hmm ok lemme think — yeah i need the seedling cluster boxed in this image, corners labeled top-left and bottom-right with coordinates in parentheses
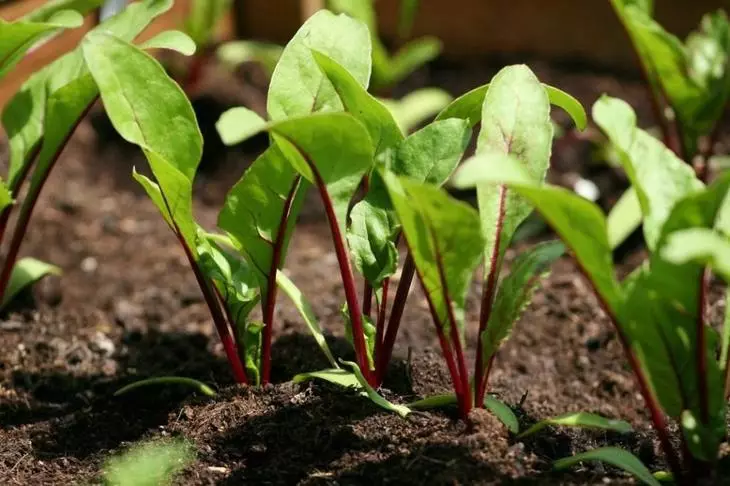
top-left (5, 0), bottom-right (730, 484)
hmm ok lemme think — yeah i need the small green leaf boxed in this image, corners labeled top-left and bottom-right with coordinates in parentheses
top-left (380, 88), bottom-right (453, 133)
top-left (276, 270), bottom-right (339, 369)
top-left (607, 187), bottom-right (642, 249)
top-left (407, 393), bottom-right (457, 410)
top-left (553, 447), bottom-right (661, 486)
top-left (484, 395), bottom-right (519, 434)
top-left (593, 96), bottom-right (702, 250)
top-left (22, 0), bottom-right (105, 22)
top-left (216, 107), bottom-right (268, 146)
top-left (293, 368), bottom-right (360, 388)
top-left (382, 171), bottom-right (485, 337)
top-left (377, 37), bottom-right (441, 88)
top-left (0, 178), bottom-right (13, 210)
top-left (139, 30), bottom-right (196, 56)
top-left (114, 377), bottom-right (217, 397)
top-left (661, 227), bottom-right (730, 280)
top-left (0, 257), bottom-right (61, 310)
top-left (340, 361), bottom-right (411, 417)
top-left (102, 438), bottom-right (194, 486)
top-left (518, 412), bottom-right (632, 439)
top-left (480, 241), bottom-right (565, 367)
top-left (240, 321), bottom-right (264, 386)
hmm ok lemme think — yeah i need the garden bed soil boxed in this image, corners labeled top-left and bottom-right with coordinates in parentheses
top-left (1, 58), bottom-right (730, 485)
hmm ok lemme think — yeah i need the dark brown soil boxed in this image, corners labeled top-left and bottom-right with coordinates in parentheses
top-left (1, 58), bottom-right (729, 485)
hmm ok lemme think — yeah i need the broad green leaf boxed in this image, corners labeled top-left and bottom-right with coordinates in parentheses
top-left (0, 257), bottom-right (61, 310)
top-left (139, 30), bottom-right (196, 55)
top-left (518, 412), bottom-right (632, 439)
top-left (219, 111), bottom-right (373, 236)
top-left (114, 377), bottom-right (217, 397)
top-left (474, 65), bottom-right (553, 287)
top-left (276, 270), bottom-right (339, 368)
top-left (2, 0), bottom-right (174, 192)
top-left (267, 9), bottom-right (371, 121)
top-left (22, 0), bottom-right (104, 22)
top-left (436, 83), bottom-right (587, 131)
top-left (102, 438), bottom-right (194, 486)
top-left (382, 171), bottom-right (485, 336)
top-left (82, 32), bottom-right (202, 249)
top-left (484, 395), bottom-right (520, 434)
top-left (480, 241), bottom-right (564, 368)
top-left (593, 96), bottom-right (702, 250)
top-left (553, 447), bottom-right (660, 486)
top-left (312, 49), bottom-right (403, 155)
top-left (0, 9), bottom-right (84, 80)
top-left (380, 88), bottom-right (453, 133)
top-left (216, 40), bottom-right (283, 77)
top-left (183, 0), bottom-right (231, 48)
top-left (341, 361), bottom-right (410, 417)
top-left (218, 144), bottom-right (307, 291)
top-left (452, 155), bottom-right (623, 312)
top-left (607, 187), bottom-right (642, 250)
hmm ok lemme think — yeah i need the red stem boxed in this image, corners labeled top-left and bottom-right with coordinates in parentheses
top-left (372, 278), bottom-right (390, 382)
top-left (178, 230), bottom-right (248, 384)
top-left (311, 168), bottom-right (375, 385)
top-left (260, 177), bottom-right (301, 385)
top-left (375, 252), bottom-right (416, 385)
top-left (576, 260), bottom-right (684, 483)
top-left (362, 281), bottom-right (373, 318)
top-left (697, 268), bottom-right (710, 424)
top-left (430, 229), bottom-right (472, 418)
top-left (475, 186), bottom-right (506, 406)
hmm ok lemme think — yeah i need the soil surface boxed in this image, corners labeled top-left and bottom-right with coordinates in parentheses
top-left (2, 57), bottom-right (730, 485)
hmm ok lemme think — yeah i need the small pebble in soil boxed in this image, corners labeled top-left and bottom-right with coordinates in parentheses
top-left (80, 257), bottom-right (98, 273)
top-left (35, 275), bottom-right (63, 307)
top-left (113, 300), bottom-right (143, 329)
top-left (90, 332), bottom-right (115, 357)
top-left (0, 320), bottom-right (24, 331)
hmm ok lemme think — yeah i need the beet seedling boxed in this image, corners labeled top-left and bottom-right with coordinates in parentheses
top-left (606, 0), bottom-right (730, 248)
top-left (0, 0), bottom-right (189, 311)
top-left (453, 95), bottom-right (730, 485)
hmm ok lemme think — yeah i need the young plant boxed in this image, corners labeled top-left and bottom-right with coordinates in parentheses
top-left (453, 95), bottom-right (730, 485)
top-left (0, 0), bottom-right (186, 311)
top-left (606, 1), bottom-right (730, 246)
top-left (102, 438), bottom-right (194, 486)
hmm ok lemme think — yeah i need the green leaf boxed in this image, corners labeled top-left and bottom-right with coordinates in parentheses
top-left (607, 187), bottom-right (642, 250)
top-left (340, 361), bottom-right (411, 417)
top-left (0, 178), bottom-right (13, 210)
top-left (0, 9), bottom-right (84, 80)
top-left (480, 241), bottom-right (564, 367)
top-left (293, 368), bottom-right (361, 388)
top-left (484, 395), bottom-right (520, 434)
top-left (276, 270), bottom-right (339, 369)
top-left (240, 321), bottom-right (264, 386)
top-left (452, 155), bottom-right (623, 312)
top-left (0, 257), bottom-right (61, 310)
top-left (397, 0), bottom-right (420, 37)
top-left (2, 0), bottom-right (174, 193)
top-left (216, 107), bottom-right (268, 146)
top-left (139, 30), bottom-right (197, 56)
top-left (661, 227), bottom-right (730, 281)
top-left (380, 88), bottom-right (453, 133)
top-left (114, 377), bottom-right (217, 397)
top-left (474, 65), bottom-right (553, 288)
top-left (183, 0), bottom-right (231, 48)
top-left (382, 171), bottom-right (485, 337)
top-left (407, 393), bottom-right (457, 410)
top-left (216, 40), bottom-right (283, 77)
top-left (312, 49), bottom-right (403, 155)
top-left (436, 83), bottom-right (587, 131)
top-left (82, 32), bottom-right (202, 249)
top-left (553, 447), bottom-right (660, 486)
top-left (267, 9), bottom-right (371, 121)
top-left (518, 412), bottom-right (632, 439)
top-left (102, 438), bottom-right (194, 486)
top-left (593, 96), bottom-right (702, 250)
